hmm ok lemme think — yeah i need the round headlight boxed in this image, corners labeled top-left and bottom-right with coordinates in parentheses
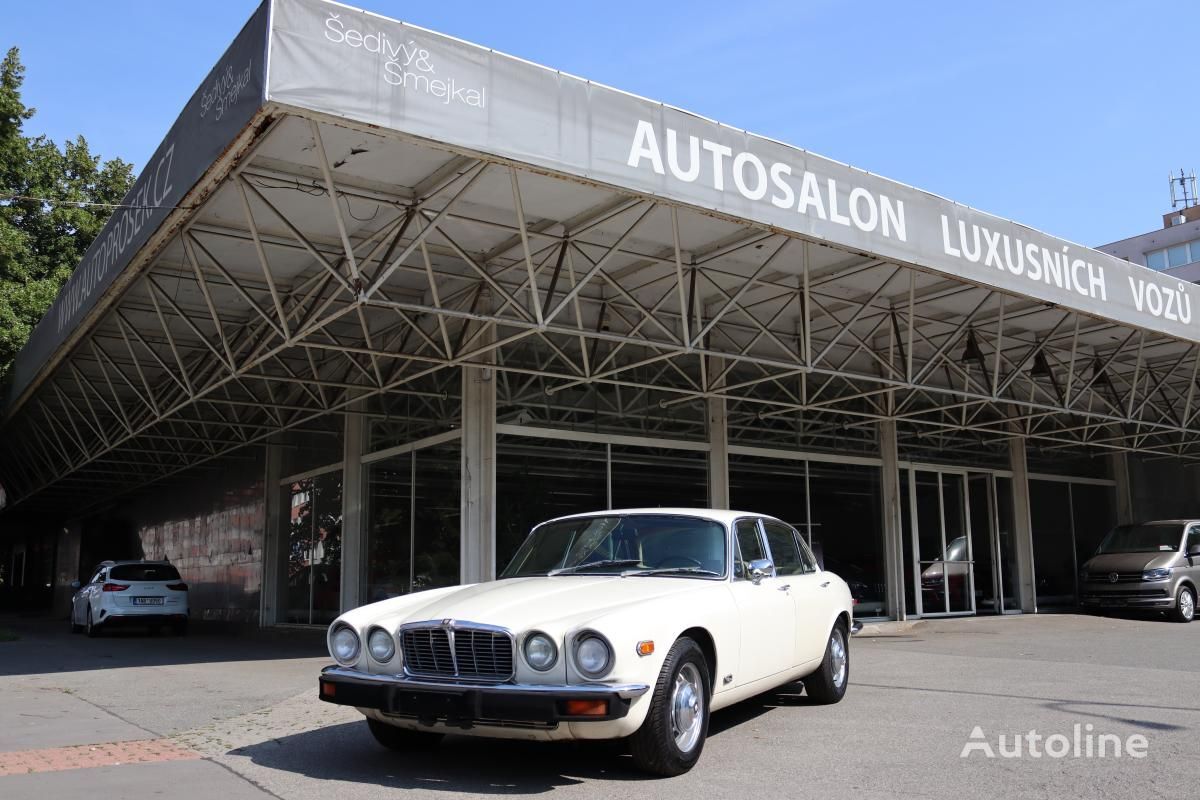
top-left (330, 624), bottom-right (361, 665)
top-left (523, 632), bottom-right (558, 671)
top-left (367, 627), bottom-right (396, 663)
top-left (575, 633), bottom-right (613, 677)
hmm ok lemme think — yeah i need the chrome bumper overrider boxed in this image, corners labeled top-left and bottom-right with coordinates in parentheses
top-left (320, 665), bottom-right (650, 699)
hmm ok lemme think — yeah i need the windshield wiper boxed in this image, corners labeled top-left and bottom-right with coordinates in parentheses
top-left (626, 567), bottom-right (722, 577)
top-left (548, 559), bottom-right (643, 576)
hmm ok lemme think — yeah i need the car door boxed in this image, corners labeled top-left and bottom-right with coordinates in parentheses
top-left (728, 517), bottom-right (798, 684)
top-left (1185, 525), bottom-right (1200, 587)
top-left (762, 520), bottom-right (832, 665)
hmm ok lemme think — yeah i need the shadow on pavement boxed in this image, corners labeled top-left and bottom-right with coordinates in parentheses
top-left (233, 720), bottom-right (644, 792)
top-left (233, 687), bottom-right (808, 791)
top-left (0, 614), bottom-right (326, 677)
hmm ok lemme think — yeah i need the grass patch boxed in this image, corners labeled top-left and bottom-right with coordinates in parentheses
top-left (0, 628), bottom-right (19, 642)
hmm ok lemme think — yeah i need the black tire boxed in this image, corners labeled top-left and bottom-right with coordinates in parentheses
top-left (85, 607), bottom-right (101, 638)
top-left (629, 636), bottom-right (711, 777)
top-left (803, 622), bottom-right (849, 705)
top-left (366, 718), bottom-right (444, 751)
top-left (1169, 585), bottom-right (1195, 623)
top-left (70, 612), bottom-right (82, 634)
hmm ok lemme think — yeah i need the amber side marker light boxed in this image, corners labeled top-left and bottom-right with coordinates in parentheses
top-left (636, 640), bottom-right (655, 656)
top-left (564, 699), bottom-right (608, 716)
top-left (321, 682), bottom-right (336, 698)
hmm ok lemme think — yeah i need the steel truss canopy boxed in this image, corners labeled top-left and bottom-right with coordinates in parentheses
top-left (3, 0), bottom-right (1200, 512)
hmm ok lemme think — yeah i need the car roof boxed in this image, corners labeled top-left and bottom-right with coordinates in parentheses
top-left (96, 559), bottom-right (174, 567)
top-left (540, 508), bottom-right (780, 526)
top-left (1133, 520), bottom-right (1200, 525)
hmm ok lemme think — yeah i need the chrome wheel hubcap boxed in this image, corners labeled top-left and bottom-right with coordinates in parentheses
top-left (830, 631), bottom-right (848, 689)
top-left (1182, 591), bottom-right (1195, 620)
top-left (670, 663), bottom-right (704, 753)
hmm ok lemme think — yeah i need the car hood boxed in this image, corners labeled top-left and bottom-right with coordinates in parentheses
top-left (1083, 551), bottom-right (1178, 573)
top-left (358, 575), bottom-right (716, 633)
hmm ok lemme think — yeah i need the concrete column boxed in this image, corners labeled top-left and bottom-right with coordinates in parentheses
top-left (1110, 452), bottom-right (1135, 524)
top-left (461, 362), bottom-right (497, 585)
top-left (878, 420), bottom-right (905, 620)
top-left (1008, 436), bottom-right (1038, 613)
top-left (340, 411), bottom-right (366, 612)
top-left (707, 395), bottom-right (729, 510)
top-left (52, 522), bottom-right (82, 618)
top-left (260, 442), bottom-right (284, 626)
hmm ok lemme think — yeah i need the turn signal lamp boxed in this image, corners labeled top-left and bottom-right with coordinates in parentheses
top-left (564, 699), bottom-right (608, 716)
top-left (636, 640), bottom-right (655, 656)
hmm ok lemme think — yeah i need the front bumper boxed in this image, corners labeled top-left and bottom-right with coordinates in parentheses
top-left (318, 666), bottom-right (649, 728)
top-left (1080, 583), bottom-right (1173, 609)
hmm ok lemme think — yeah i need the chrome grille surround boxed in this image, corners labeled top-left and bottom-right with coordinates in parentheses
top-left (398, 619), bottom-right (516, 682)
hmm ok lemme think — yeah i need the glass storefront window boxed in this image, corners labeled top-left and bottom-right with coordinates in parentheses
top-left (365, 442), bottom-right (462, 602)
top-left (610, 445), bottom-right (708, 509)
top-left (496, 437), bottom-right (608, 572)
top-left (285, 470), bottom-right (342, 625)
top-left (730, 455), bottom-right (887, 618)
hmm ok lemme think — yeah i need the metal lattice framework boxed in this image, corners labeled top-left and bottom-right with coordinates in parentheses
top-left (3, 112), bottom-right (1198, 511)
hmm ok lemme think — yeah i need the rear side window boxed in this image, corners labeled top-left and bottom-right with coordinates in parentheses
top-left (763, 521), bottom-right (811, 576)
top-left (109, 564), bottom-right (181, 582)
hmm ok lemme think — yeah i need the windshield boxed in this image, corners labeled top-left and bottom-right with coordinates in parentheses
top-left (1095, 524), bottom-right (1182, 555)
top-left (500, 514), bottom-right (727, 578)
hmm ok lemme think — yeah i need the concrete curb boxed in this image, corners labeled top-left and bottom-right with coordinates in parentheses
top-left (852, 619), bottom-right (925, 637)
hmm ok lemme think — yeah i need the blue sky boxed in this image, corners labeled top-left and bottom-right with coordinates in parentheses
top-left (8, 1), bottom-right (1197, 246)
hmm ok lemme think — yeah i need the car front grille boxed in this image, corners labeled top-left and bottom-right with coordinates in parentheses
top-left (1085, 572), bottom-right (1142, 583)
top-left (400, 622), bottom-right (514, 681)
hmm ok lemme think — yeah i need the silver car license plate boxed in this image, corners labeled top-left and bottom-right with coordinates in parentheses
top-left (133, 597), bottom-right (165, 606)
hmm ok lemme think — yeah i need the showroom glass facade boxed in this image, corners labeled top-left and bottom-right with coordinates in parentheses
top-left (265, 374), bottom-right (1120, 624)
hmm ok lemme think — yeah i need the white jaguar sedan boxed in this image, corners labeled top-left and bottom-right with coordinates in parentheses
top-left (318, 509), bottom-right (856, 776)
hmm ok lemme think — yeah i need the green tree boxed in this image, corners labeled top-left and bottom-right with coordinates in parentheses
top-left (0, 46), bottom-right (134, 380)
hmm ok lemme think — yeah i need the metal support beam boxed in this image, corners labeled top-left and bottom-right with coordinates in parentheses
top-left (340, 404), bottom-right (366, 611)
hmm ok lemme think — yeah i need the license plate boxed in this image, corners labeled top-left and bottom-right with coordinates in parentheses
top-left (133, 597), bottom-right (164, 606)
top-left (390, 690), bottom-right (472, 718)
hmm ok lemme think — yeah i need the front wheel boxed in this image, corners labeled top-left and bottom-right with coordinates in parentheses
top-left (85, 607), bottom-right (100, 638)
top-left (366, 718), bottom-right (444, 751)
top-left (1170, 586), bottom-right (1195, 623)
top-left (629, 636), bottom-right (711, 777)
top-left (803, 623), bottom-right (849, 704)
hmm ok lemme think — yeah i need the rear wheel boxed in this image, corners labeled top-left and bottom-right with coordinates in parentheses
top-left (1170, 586), bottom-right (1195, 623)
top-left (629, 636), bottom-right (711, 777)
top-left (85, 607), bottom-right (100, 638)
top-left (69, 610), bottom-right (82, 634)
top-left (803, 622), bottom-right (849, 704)
top-left (366, 718), bottom-right (443, 750)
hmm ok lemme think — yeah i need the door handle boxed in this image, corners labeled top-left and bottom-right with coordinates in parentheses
top-left (820, 581), bottom-right (830, 588)
top-left (778, 584), bottom-right (791, 592)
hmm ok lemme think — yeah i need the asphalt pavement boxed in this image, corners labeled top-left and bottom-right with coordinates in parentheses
top-left (1, 612), bottom-right (1196, 799)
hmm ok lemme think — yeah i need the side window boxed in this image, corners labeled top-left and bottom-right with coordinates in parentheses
top-left (90, 569), bottom-right (105, 585)
top-left (733, 519), bottom-right (766, 580)
top-left (763, 521), bottom-right (808, 576)
top-left (1187, 527), bottom-right (1200, 553)
top-left (795, 536), bottom-right (819, 574)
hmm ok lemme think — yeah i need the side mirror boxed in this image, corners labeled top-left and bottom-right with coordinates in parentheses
top-left (1187, 544), bottom-right (1200, 558)
top-left (69, 581), bottom-right (81, 591)
top-left (748, 558), bottom-right (776, 585)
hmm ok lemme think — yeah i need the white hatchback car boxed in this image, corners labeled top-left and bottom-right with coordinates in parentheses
top-left (319, 509), bottom-right (856, 776)
top-left (70, 560), bottom-right (190, 636)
